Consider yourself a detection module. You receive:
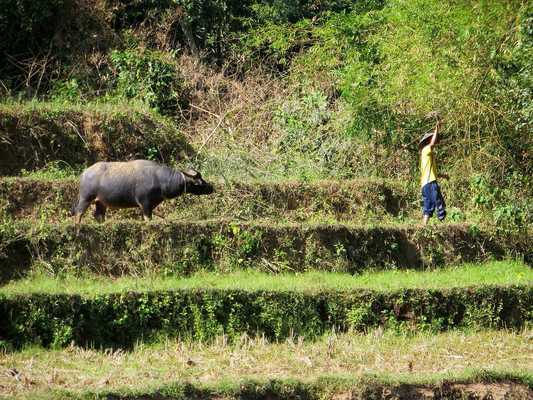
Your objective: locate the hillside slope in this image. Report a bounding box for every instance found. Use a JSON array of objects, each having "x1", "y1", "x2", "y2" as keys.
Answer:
[{"x1": 0, "y1": 1, "x2": 531, "y2": 399}]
